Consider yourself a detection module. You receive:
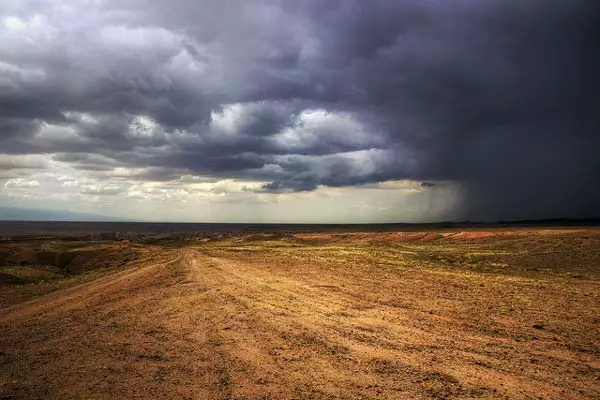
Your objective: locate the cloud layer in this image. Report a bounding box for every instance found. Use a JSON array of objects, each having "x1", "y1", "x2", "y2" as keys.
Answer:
[{"x1": 1, "y1": 0, "x2": 598, "y2": 221}]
